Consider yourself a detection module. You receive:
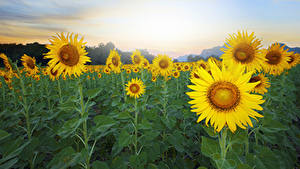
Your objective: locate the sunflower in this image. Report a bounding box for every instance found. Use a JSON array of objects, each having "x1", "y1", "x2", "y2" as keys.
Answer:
[
  {"x1": 21, "y1": 54, "x2": 39, "y2": 75},
  {"x1": 176, "y1": 65, "x2": 183, "y2": 72},
  {"x1": 183, "y1": 64, "x2": 191, "y2": 71},
  {"x1": 186, "y1": 60, "x2": 265, "y2": 132},
  {"x1": 104, "y1": 67, "x2": 111, "y2": 74},
  {"x1": 249, "y1": 74, "x2": 270, "y2": 95},
  {"x1": 190, "y1": 67, "x2": 202, "y2": 79},
  {"x1": 106, "y1": 49, "x2": 122, "y2": 73},
  {"x1": 173, "y1": 71, "x2": 180, "y2": 78},
  {"x1": 44, "y1": 33, "x2": 91, "y2": 77},
  {"x1": 152, "y1": 54, "x2": 173, "y2": 77},
  {"x1": 46, "y1": 66, "x2": 60, "y2": 81},
  {"x1": 196, "y1": 60, "x2": 208, "y2": 70},
  {"x1": 132, "y1": 67, "x2": 139, "y2": 73},
  {"x1": 287, "y1": 53, "x2": 300, "y2": 69},
  {"x1": 125, "y1": 78, "x2": 145, "y2": 99},
  {"x1": 97, "y1": 73, "x2": 102, "y2": 78},
  {"x1": 142, "y1": 59, "x2": 150, "y2": 69},
  {"x1": 221, "y1": 31, "x2": 265, "y2": 72},
  {"x1": 126, "y1": 69, "x2": 131, "y2": 74},
  {"x1": 151, "y1": 76, "x2": 157, "y2": 82},
  {"x1": 131, "y1": 50, "x2": 144, "y2": 68},
  {"x1": 262, "y1": 43, "x2": 292, "y2": 75},
  {"x1": 0, "y1": 53, "x2": 12, "y2": 72}
]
